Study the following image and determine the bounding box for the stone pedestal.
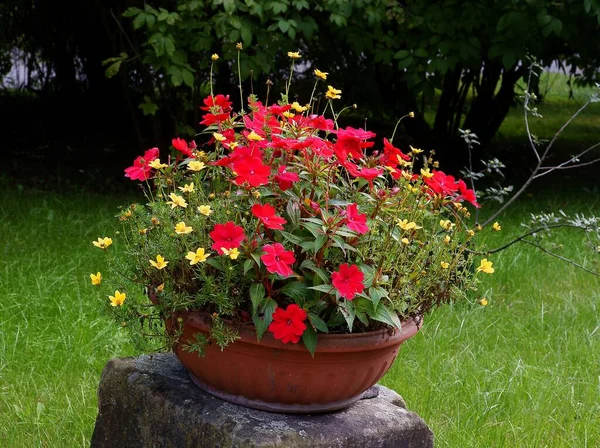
[91,354,434,448]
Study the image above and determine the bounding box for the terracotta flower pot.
[173,311,421,413]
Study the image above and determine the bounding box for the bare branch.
[520,239,600,277]
[523,65,541,162]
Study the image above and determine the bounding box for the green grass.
[382,192,600,447]
[1,186,598,447]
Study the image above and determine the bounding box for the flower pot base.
[188,370,365,414]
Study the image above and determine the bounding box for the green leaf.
[279,231,305,246]
[253,298,277,340]
[123,7,142,18]
[370,303,401,330]
[300,259,329,283]
[394,50,411,60]
[286,200,300,227]
[205,257,225,272]
[243,259,254,275]
[139,97,158,116]
[104,60,123,78]
[314,234,328,254]
[368,286,388,310]
[302,324,317,357]
[308,284,334,294]
[280,281,309,301]
[241,27,252,47]
[181,68,194,88]
[164,37,176,56]
[278,19,290,33]
[308,312,329,333]
[249,283,265,314]
[339,300,355,332]
[414,48,428,58]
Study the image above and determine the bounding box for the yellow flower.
[178,182,195,193]
[325,85,342,100]
[282,111,295,119]
[139,228,148,235]
[156,283,165,292]
[420,168,434,179]
[252,190,261,199]
[213,132,227,142]
[432,161,439,168]
[397,219,422,231]
[291,101,308,113]
[90,272,102,286]
[287,51,301,59]
[187,161,206,172]
[174,222,193,235]
[440,261,450,269]
[222,247,240,260]
[401,238,410,245]
[477,258,494,274]
[440,220,455,231]
[492,222,502,231]
[236,42,243,50]
[467,229,475,237]
[476,224,483,231]
[151,217,160,226]
[149,159,169,169]
[408,111,415,118]
[166,193,187,209]
[150,255,169,270]
[197,205,213,216]
[479,298,489,306]
[92,237,113,249]
[186,248,210,265]
[444,235,451,244]
[109,290,126,307]
[314,69,328,80]
[247,131,263,141]
[211,53,219,61]
[410,145,424,154]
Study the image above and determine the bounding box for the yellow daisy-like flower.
[287,51,301,59]
[440,220,455,231]
[92,237,113,249]
[149,159,169,170]
[479,298,489,306]
[397,219,422,231]
[314,69,328,80]
[150,255,169,270]
[156,283,165,292]
[221,247,240,260]
[186,248,210,265]
[477,258,494,274]
[282,111,295,119]
[410,145,424,154]
[151,217,160,226]
[90,272,102,286]
[252,190,261,199]
[291,101,308,113]
[401,238,410,245]
[467,229,475,237]
[492,222,502,231]
[109,290,126,307]
[247,131,263,142]
[420,168,434,179]
[444,235,451,244]
[187,161,206,172]
[325,85,342,100]
[440,261,450,269]
[197,205,213,216]
[213,132,227,142]
[174,222,193,235]
[236,42,243,50]
[211,53,219,61]
[178,182,195,193]
[166,193,187,209]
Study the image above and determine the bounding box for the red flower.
[345,162,384,187]
[332,264,365,300]
[268,104,292,115]
[261,243,296,277]
[200,94,232,112]
[274,166,300,191]
[209,221,245,254]
[424,171,459,196]
[172,137,193,157]
[233,157,271,187]
[251,203,287,230]
[344,203,369,234]
[124,147,159,181]
[382,138,410,164]
[268,304,307,344]
[457,180,480,208]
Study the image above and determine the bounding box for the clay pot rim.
[181,310,422,353]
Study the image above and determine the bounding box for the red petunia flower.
[332,263,365,300]
[172,137,193,157]
[124,147,159,181]
[209,221,245,254]
[344,203,369,234]
[251,203,287,230]
[456,179,480,208]
[200,94,232,112]
[261,243,296,277]
[274,166,300,191]
[268,304,307,344]
[233,156,271,187]
[424,170,459,196]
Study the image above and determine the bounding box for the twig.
[523,65,541,162]
[520,239,600,277]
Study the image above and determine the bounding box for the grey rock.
[91,354,434,448]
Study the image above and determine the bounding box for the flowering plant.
[91,57,493,355]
